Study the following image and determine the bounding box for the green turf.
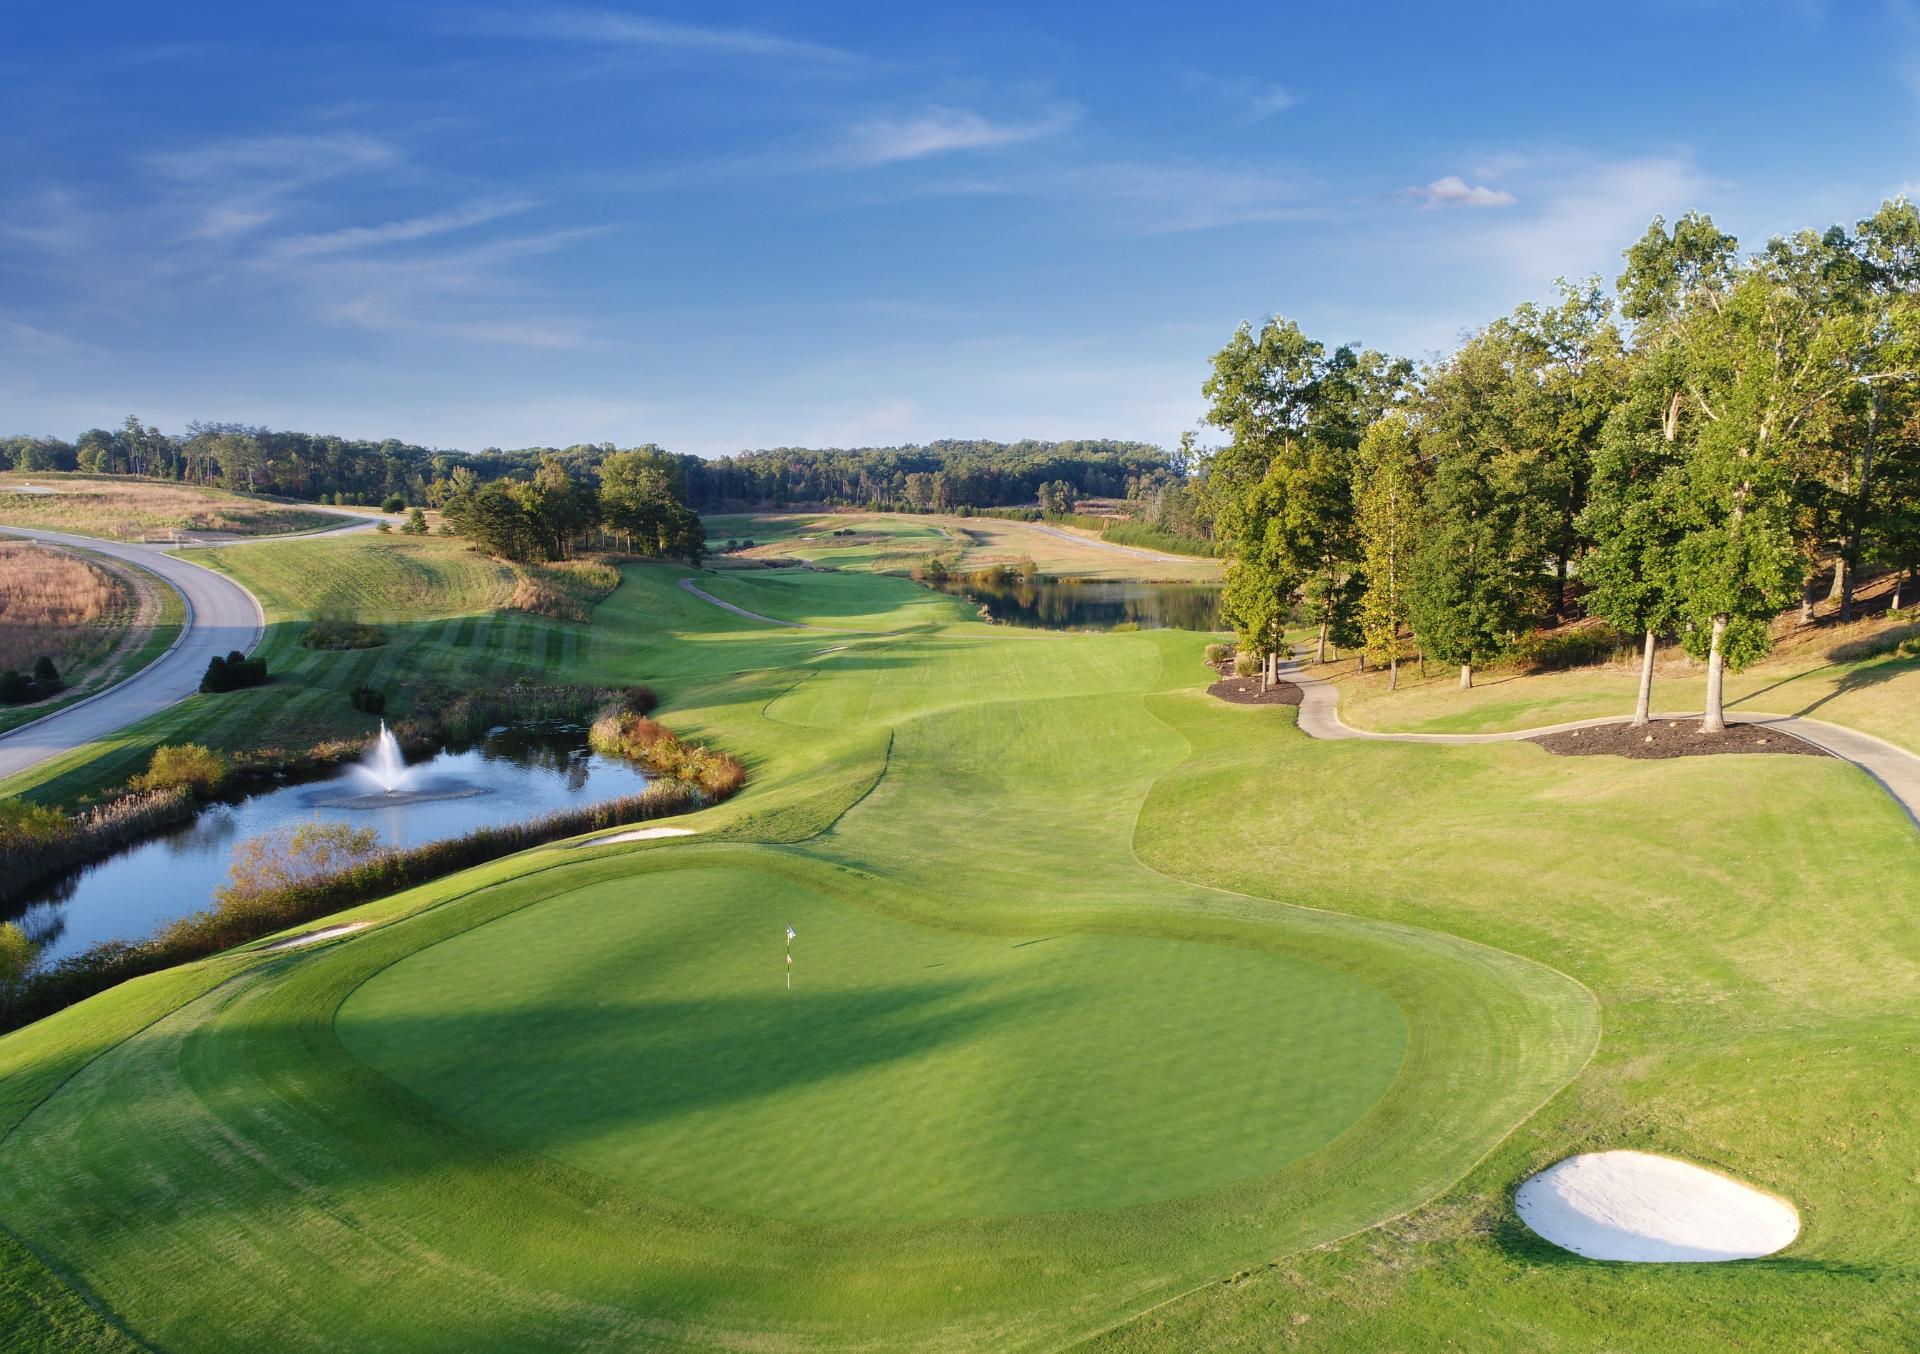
[0,558,1912,1350]
[338,865,1407,1224]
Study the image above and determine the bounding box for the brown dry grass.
[506,557,623,622]
[0,475,339,541]
[0,542,130,671]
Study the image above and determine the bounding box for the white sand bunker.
[264,922,372,951]
[589,826,698,845]
[1516,1150,1799,1262]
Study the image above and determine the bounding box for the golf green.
[337,866,1408,1223]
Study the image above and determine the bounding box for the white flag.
[786,925,796,943]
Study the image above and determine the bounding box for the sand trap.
[1515,1150,1799,1262]
[264,922,372,950]
[588,826,698,845]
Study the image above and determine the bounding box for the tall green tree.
[1353,414,1420,688]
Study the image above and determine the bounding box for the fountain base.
[307,787,493,809]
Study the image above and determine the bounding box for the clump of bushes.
[1204,642,1234,667]
[0,656,65,705]
[507,558,623,622]
[1514,621,1622,673]
[589,711,747,799]
[0,788,196,908]
[381,494,407,513]
[400,507,429,535]
[302,601,386,651]
[1233,651,1261,678]
[200,649,268,693]
[132,743,229,796]
[350,685,386,715]
[911,555,952,584]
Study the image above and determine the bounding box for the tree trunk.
[1316,623,1327,665]
[1841,390,1879,623]
[1828,553,1846,604]
[1701,614,1729,733]
[1356,652,1366,674]
[1388,657,1399,691]
[1630,629,1656,728]
[1458,664,1472,691]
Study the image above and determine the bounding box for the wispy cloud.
[836,105,1079,166]
[1481,156,1710,287]
[1060,161,1313,232]
[1183,72,1299,123]
[146,133,396,183]
[269,199,533,258]
[456,6,857,65]
[146,133,402,239]
[1404,175,1517,209]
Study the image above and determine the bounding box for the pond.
[938,577,1222,631]
[8,723,651,965]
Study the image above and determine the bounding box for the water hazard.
[8,723,650,964]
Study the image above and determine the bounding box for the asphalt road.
[0,526,272,783]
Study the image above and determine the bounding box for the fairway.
[339,866,1407,1223]
[3,557,1915,1350]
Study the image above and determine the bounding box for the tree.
[1353,415,1420,688]
[1671,256,1857,731]
[600,449,704,562]
[1036,480,1076,515]
[0,923,36,1011]
[520,454,598,560]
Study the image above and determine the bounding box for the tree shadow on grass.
[1785,658,1914,720]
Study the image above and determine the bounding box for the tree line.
[1204,198,1920,732]
[2,422,1183,520]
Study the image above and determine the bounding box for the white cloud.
[1406,175,1517,209]
[1482,156,1712,289]
[837,106,1078,166]
[269,199,533,258]
[456,7,856,65]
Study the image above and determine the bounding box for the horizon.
[6,2,1917,454]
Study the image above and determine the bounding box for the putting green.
[337,866,1407,1223]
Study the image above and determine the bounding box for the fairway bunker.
[585,826,698,845]
[1515,1150,1800,1262]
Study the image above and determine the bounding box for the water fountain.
[355,721,411,795]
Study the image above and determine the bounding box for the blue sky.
[3,1,1917,455]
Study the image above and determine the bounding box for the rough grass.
[0,474,341,541]
[0,565,1913,1350]
[506,557,622,621]
[0,541,128,670]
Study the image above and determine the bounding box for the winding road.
[0,514,374,783]
[1282,656,1920,832]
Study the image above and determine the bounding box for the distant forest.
[0,421,1184,515]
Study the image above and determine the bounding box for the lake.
[9,723,651,964]
[939,577,1223,631]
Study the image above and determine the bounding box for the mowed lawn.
[0,561,1911,1349]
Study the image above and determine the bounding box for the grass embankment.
[0,474,343,540]
[0,564,1913,1349]
[1321,613,1920,755]
[0,544,185,736]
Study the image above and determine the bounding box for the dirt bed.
[1207,676,1303,706]
[1529,720,1829,760]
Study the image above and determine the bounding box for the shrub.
[1233,652,1260,677]
[350,685,386,715]
[1100,522,1217,557]
[205,649,268,689]
[31,655,59,685]
[1515,622,1622,673]
[381,494,406,513]
[133,743,229,796]
[588,710,746,798]
[375,520,392,533]
[0,670,30,703]
[911,555,951,584]
[217,821,383,917]
[400,507,429,535]
[302,602,386,650]
[1204,642,1232,666]
[0,799,69,852]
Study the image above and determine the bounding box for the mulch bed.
[1207,676,1303,706]
[1528,720,1829,760]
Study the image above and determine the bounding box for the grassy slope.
[1333,638,1920,754]
[1090,688,1920,1351]
[0,562,1913,1349]
[0,474,341,541]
